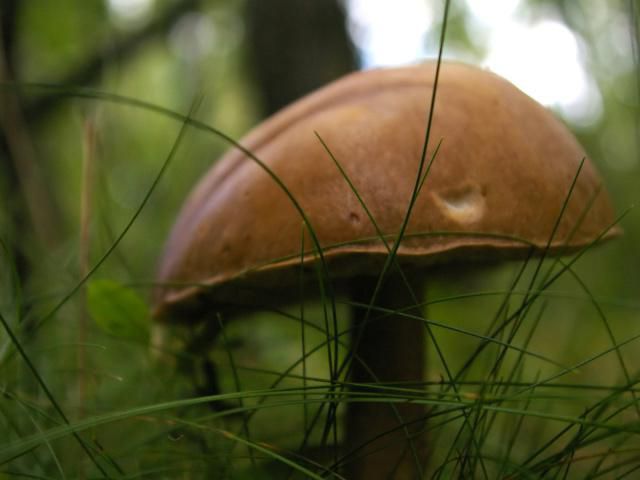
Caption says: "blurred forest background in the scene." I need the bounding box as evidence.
[0,0,639,478]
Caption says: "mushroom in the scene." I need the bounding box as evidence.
[153,62,620,479]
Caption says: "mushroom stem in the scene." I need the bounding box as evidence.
[346,274,426,480]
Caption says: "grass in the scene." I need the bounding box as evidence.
[1,1,639,479]
[1,242,639,477]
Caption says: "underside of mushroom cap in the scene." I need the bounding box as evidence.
[154,61,621,321]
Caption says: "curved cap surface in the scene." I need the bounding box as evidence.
[154,62,620,319]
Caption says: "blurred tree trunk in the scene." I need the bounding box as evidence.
[244,0,357,116]
[1,0,66,280]
[0,0,31,278]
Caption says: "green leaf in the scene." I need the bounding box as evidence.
[87,279,149,343]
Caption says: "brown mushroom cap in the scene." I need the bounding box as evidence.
[154,61,620,320]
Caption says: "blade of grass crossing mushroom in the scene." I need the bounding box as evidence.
[245,298,555,478]
[438,201,627,475]
[314,128,443,314]
[342,0,448,364]
[356,8,478,451]
[221,286,578,467]
[448,207,629,390]
[496,185,610,390]
[488,159,588,381]
[435,253,535,389]
[381,5,491,473]
[224,296,574,471]
[321,2,480,476]
[480,161,589,387]
[508,208,630,355]
[372,0,450,287]
[369,0,449,341]
[251,306,577,444]
[314,131,429,469]
[491,163,614,385]
[416,137,444,197]
[346,300,570,370]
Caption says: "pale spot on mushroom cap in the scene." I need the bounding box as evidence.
[432,183,486,225]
